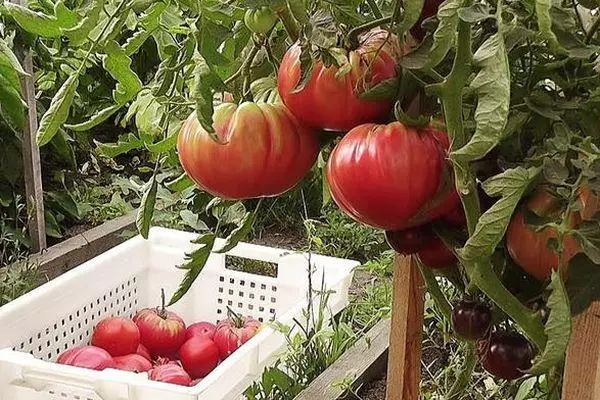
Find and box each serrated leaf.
[359,77,400,100]
[452,31,510,162]
[459,167,541,262]
[168,233,216,305]
[36,75,79,147]
[5,2,62,37]
[573,221,600,264]
[425,0,461,69]
[102,40,143,105]
[0,39,27,76]
[397,0,425,36]
[566,254,600,315]
[542,158,569,185]
[528,271,571,375]
[66,105,120,131]
[136,174,158,239]
[214,211,256,253]
[192,51,217,134]
[145,129,179,153]
[535,0,564,54]
[166,173,194,192]
[95,133,144,157]
[63,0,104,46]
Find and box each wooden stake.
[386,255,425,400]
[563,302,600,400]
[16,17,46,252]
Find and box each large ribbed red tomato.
[177,102,319,200]
[326,122,459,230]
[213,316,261,360]
[278,28,401,131]
[507,191,581,281]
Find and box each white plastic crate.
[0,227,357,400]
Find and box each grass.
[0,260,41,306]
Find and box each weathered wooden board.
[386,255,425,400]
[294,318,391,400]
[563,301,600,400]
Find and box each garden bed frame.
[11,9,600,397]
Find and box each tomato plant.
[244,7,278,35]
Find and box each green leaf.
[5,2,62,37]
[214,211,256,254]
[459,167,541,263]
[53,0,79,29]
[515,377,538,400]
[65,105,121,131]
[528,271,571,375]
[136,174,158,239]
[359,77,400,100]
[457,3,492,23]
[168,233,216,305]
[0,73,25,131]
[45,210,63,238]
[123,2,167,55]
[102,40,143,105]
[452,32,510,162]
[47,190,80,220]
[397,0,425,36]
[63,0,104,46]
[425,0,461,68]
[0,39,28,76]
[95,133,144,157]
[36,75,79,147]
[287,0,308,24]
[535,0,564,54]
[145,129,179,153]
[566,254,600,315]
[166,173,194,192]
[192,51,217,133]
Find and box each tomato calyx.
[394,102,431,129]
[226,306,245,329]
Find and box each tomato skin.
[479,332,533,380]
[179,337,220,379]
[213,317,261,360]
[278,29,401,131]
[244,7,277,35]
[149,363,192,386]
[113,354,153,373]
[136,344,151,361]
[177,103,319,200]
[91,317,140,357]
[452,301,492,340]
[507,191,581,281]
[385,225,435,255]
[417,235,456,268]
[327,122,459,230]
[186,322,217,341]
[133,308,187,358]
[57,346,114,371]
[579,185,600,221]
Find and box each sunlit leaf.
[36,75,79,146]
[102,40,143,105]
[137,173,158,239]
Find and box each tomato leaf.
[359,77,400,100]
[123,2,168,55]
[535,0,564,54]
[95,133,144,157]
[566,254,600,315]
[63,0,104,46]
[36,75,79,147]
[459,167,541,263]
[137,173,158,239]
[396,0,424,36]
[457,3,492,23]
[66,105,120,131]
[214,211,256,254]
[165,173,194,192]
[103,40,143,105]
[573,221,600,264]
[5,2,63,37]
[425,0,461,69]
[0,39,28,77]
[452,31,510,162]
[192,51,217,134]
[168,233,216,305]
[528,271,571,375]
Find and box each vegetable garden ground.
[3,0,600,399]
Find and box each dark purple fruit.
[385,225,434,255]
[452,300,492,340]
[479,332,534,380]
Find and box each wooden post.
[15,0,46,252]
[563,302,600,400]
[386,255,425,400]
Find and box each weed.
[0,260,40,306]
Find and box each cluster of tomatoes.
[56,298,261,386]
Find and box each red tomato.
[326,122,459,230]
[57,346,114,371]
[179,337,220,379]
[113,354,153,372]
[417,235,456,268]
[177,102,319,200]
[136,344,151,361]
[479,332,533,380]
[90,317,140,357]
[149,363,192,386]
[506,191,581,281]
[443,204,467,228]
[385,225,435,255]
[579,185,600,221]
[213,317,261,360]
[278,28,401,131]
[186,322,217,341]
[133,307,186,358]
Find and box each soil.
[360,373,387,400]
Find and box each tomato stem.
[226,305,244,328]
[275,6,300,42]
[159,288,167,319]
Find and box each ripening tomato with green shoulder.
[326,121,460,230]
[244,7,277,35]
[278,28,402,131]
[506,190,581,281]
[177,102,319,200]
